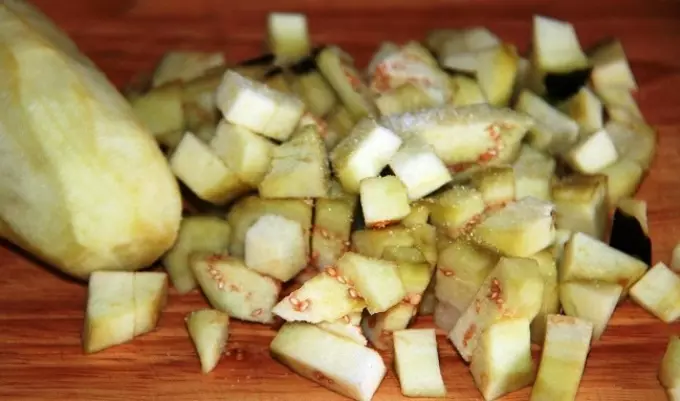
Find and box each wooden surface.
[2,0,680,400]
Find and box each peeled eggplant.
[0,1,182,279]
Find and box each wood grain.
[1,0,680,400]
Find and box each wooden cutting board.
[2,0,680,400]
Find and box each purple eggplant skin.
[239,53,276,66]
[544,68,591,104]
[290,56,318,75]
[609,208,652,265]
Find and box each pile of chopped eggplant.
[87,11,680,401]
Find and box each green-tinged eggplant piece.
[289,55,338,117]
[531,16,590,102]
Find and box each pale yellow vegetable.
[0,1,182,279]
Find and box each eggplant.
[609,199,651,265]
[543,68,591,103]
[532,16,591,103]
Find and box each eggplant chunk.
[312,182,357,270]
[267,12,310,65]
[362,261,431,350]
[560,232,648,298]
[270,323,386,401]
[435,238,499,313]
[152,51,226,87]
[330,119,403,194]
[317,313,366,346]
[672,244,680,273]
[388,134,452,201]
[437,27,500,73]
[560,281,622,340]
[351,226,415,258]
[434,299,462,332]
[530,315,593,401]
[551,175,608,240]
[326,105,357,141]
[273,270,366,323]
[185,309,230,374]
[289,58,338,117]
[448,74,487,106]
[449,257,544,362]
[550,229,572,262]
[605,120,656,171]
[429,186,486,239]
[317,46,378,119]
[560,86,604,135]
[382,104,532,176]
[245,214,307,282]
[209,120,276,187]
[393,329,447,398]
[226,196,313,257]
[359,176,411,228]
[182,71,223,131]
[336,252,406,314]
[470,319,535,401]
[588,39,638,92]
[418,279,438,316]
[512,145,556,201]
[565,128,618,174]
[609,199,651,265]
[375,82,439,116]
[191,254,280,324]
[130,83,185,137]
[660,336,680,391]
[599,159,644,207]
[259,126,330,199]
[528,251,560,344]
[162,216,231,294]
[402,201,431,228]
[470,165,516,208]
[169,133,250,205]
[531,16,590,101]
[515,90,579,155]
[216,70,304,141]
[471,197,556,257]
[476,43,520,107]
[630,262,680,323]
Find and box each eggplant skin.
[290,56,317,75]
[263,66,285,78]
[609,209,652,265]
[0,1,182,279]
[544,68,591,103]
[238,53,276,67]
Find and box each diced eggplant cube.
[566,128,618,174]
[330,119,403,193]
[360,176,411,228]
[393,329,447,398]
[630,263,680,323]
[551,175,608,240]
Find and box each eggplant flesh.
[609,208,652,265]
